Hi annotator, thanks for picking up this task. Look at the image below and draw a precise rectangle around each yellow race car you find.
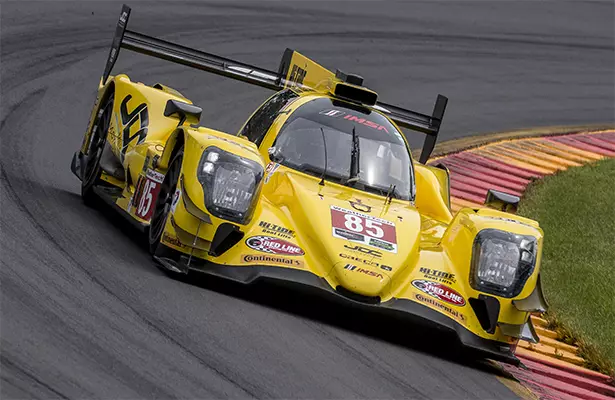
[71,5,548,364]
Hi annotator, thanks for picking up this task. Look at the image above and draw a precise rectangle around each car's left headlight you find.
[197,146,264,224]
[471,229,537,298]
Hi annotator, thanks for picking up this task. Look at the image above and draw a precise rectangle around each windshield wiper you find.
[385,184,397,204]
[347,126,360,185]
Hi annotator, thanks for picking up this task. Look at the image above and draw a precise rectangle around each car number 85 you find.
[344,214,384,238]
[137,180,156,218]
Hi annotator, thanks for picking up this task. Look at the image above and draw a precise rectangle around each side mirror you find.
[485,189,520,213]
[164,99,202,126]
[268,146,284,162]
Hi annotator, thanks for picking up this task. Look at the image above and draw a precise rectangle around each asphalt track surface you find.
[1,1,613,399]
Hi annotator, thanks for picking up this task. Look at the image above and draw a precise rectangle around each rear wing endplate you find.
[102,4,448,163]
[375,96,448,163]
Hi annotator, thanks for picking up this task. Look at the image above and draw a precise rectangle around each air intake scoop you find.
[332,82,378,106]
[332,70,378,106]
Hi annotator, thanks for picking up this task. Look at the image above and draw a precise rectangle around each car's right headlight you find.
[197,146,264,225]
[470,229,537,298]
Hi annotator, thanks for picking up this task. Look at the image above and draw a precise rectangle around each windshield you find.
[272,98,414,200]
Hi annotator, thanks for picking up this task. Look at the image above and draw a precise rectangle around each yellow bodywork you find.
[76,61,544,357]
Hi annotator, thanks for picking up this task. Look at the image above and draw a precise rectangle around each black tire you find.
[148,148,183,255]
[81,93,114,206]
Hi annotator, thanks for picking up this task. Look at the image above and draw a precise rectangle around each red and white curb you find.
[432,130,615,213]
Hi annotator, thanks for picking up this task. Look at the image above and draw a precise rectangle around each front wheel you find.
[148,148,183,255]
[81,94,114,206]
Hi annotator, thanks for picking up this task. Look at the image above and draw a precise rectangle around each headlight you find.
[197,146,264,224]
[471,229,537,298]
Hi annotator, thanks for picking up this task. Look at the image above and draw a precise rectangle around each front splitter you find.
[154,244,519,365]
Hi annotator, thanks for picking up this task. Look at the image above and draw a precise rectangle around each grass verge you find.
[518,157,615,378]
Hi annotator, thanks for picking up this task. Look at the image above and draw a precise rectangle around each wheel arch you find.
[159,127,186,171]
[80,80,116,155]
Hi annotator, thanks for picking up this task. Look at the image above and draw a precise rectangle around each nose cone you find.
[264,171,421,300]
[331,261,391,297]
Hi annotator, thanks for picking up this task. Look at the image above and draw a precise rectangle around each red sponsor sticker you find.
[245,236,304,256]
[343,114,389,133]
[330,205,397,253]
[319,109,389,133]
[411,280,466,306]
[134,169,164,221]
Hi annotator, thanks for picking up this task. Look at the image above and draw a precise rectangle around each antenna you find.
[347,126,360,185]
[319,127,328,186]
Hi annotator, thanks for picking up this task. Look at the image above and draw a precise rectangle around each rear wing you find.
[103,4,448,163]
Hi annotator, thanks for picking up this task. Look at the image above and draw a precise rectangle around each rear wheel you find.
[81,94,114,206]
[149,148,183,255]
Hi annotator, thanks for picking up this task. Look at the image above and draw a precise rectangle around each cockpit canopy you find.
[272,97,414,201]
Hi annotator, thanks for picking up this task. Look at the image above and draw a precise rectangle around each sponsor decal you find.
[242,254,304,268]
[339,253,392,272]
[343,264,384,280]
[349,199,371,213]
[288,64,307,86]
[414,293,466,325]
[162,233,186,248]
[331,205,397,253]
[343,115,389,133]
[119,11,128,26]
[133,169,164,221]
[333,228,364,242]
[411,280,466,306]
[246,236,304,256]
[319,109,345,118]
[170,187,181,213]
[368,238,395,252]
[258,220,295,238]
[320,110,389,133]
[344,244,382,258]
[264,162,280,184]
[119,94,149,162]
[420,267,455,284]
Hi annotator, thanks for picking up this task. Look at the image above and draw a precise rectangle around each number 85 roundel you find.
[132,169,165,221]
[330,205,397,253]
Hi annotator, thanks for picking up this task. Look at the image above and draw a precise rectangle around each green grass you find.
[518,157,615,377]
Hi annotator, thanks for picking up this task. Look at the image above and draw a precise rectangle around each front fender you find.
[391,207,543,344]
[442,207,543,300]
[79,77,115,155]
[442,208,543,324]
[168,127,265,247]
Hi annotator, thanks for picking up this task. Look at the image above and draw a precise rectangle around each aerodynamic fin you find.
[278,49,335,90]
[103,4,447,163]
